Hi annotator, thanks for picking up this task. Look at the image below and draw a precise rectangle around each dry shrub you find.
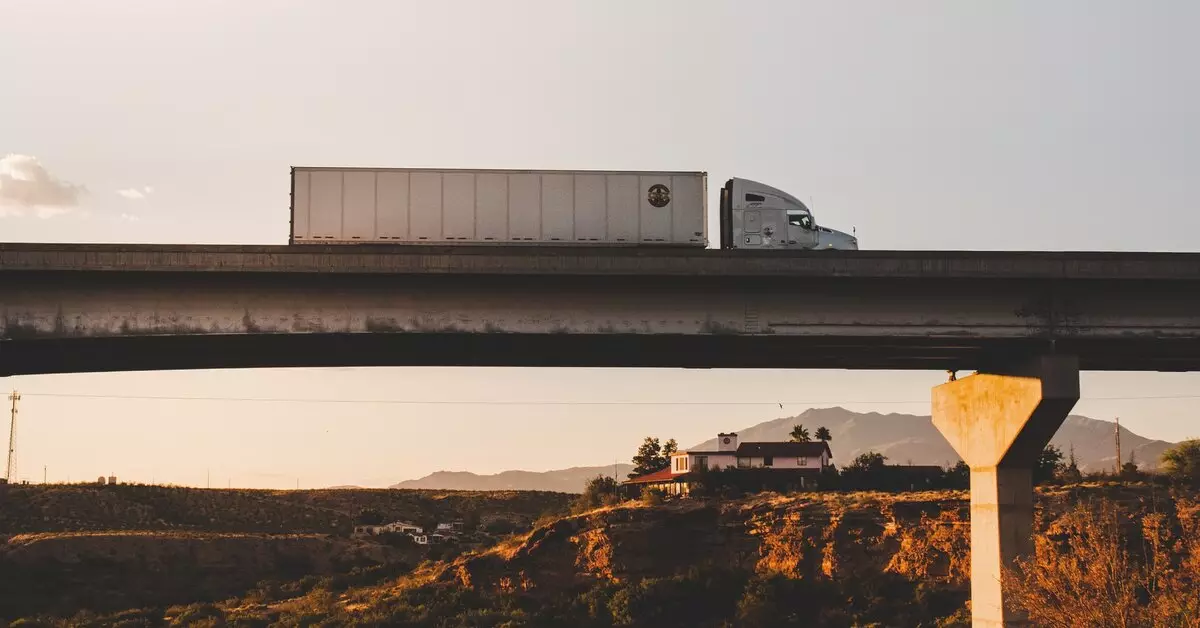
[1002,498,1200,627]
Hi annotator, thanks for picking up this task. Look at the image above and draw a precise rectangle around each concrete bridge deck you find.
[2,243,1199,375]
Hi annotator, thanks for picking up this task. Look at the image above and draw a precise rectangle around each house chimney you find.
[717,432,738,452]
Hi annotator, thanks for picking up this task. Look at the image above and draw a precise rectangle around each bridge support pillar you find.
[931,355,1079,627]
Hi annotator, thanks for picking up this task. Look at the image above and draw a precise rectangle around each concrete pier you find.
[932,355,1080,627]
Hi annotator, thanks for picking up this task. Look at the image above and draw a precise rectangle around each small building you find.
[383,521,423,535]
[352,525,384,536]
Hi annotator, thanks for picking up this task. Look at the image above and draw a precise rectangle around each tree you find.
[789,424,811,443]
[1161,439,1200,485]
[630,436,673,478]
[1060,444,1083,484]
[944,460,970,489]
[1034,445,1064,485]
[814,426,832,442]
[662,439,678,458]
[840,451,889,489]
[576,475,621,511]
[355,508,385,525]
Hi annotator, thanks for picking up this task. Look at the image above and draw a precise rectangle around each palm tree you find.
[815,426,832,442]
[790,424,811,443]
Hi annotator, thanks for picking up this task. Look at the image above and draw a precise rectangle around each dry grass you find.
[1002,498,1200,627]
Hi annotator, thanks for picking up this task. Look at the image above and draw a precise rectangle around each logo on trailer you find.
[647,184,671,208]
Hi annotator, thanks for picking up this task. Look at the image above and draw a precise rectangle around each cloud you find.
[117,185,154,200]
[0,154,85,209]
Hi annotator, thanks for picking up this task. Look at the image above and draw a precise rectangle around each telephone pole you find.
[6,391,19,483]
[1114,416,1122,474]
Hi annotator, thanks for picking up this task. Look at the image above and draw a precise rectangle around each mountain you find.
[690,407,1176,472]
[386,409,1175,492]
[389,464,634,493]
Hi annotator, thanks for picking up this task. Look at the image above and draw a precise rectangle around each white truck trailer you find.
[288,167,857,251]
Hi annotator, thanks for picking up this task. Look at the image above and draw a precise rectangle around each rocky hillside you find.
[21,483,1195,627]
[690,407,1178,472]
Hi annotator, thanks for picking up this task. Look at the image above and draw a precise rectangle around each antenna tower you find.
[6,391,19,482]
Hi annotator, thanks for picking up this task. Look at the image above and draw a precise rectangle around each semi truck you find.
[288,167,858,251]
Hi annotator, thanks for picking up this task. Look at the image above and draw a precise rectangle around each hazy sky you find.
[2,1,1197,488]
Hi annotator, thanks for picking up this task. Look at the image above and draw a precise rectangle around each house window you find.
[798,457,808,466]
[764,456,774,467]
[697,456,708,470]
[737,457,750,468]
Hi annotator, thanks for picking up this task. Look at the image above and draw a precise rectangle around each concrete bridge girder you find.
[3,274,1199,342]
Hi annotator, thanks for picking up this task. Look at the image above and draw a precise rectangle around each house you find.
[353,521,424,537]
[352,525,385,536]
[383,521,423,535]
[435,521,464,534]
[623,431,833,496]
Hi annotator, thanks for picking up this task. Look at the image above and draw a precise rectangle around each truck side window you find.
[745,194,765,202]
[787,212,813,230]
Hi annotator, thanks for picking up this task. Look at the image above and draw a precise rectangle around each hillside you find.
[26,483,1196,627]
[690,407,1177,472]
[0,484,575,620]
[390,464,634,493]
[0,484,574,534]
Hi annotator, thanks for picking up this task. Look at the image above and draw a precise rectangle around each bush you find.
[641,487,665,506]
[1003,498,1200,624]
[574,475,621,513]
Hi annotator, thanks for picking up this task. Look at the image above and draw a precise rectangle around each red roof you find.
[623,468,689,485]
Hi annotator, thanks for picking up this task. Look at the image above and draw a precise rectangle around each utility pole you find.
[6,391,19,483]
[1114,416,1122,475]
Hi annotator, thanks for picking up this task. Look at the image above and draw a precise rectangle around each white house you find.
[384,521,423,535]
[623,431,833,496]
[353,520,424,537]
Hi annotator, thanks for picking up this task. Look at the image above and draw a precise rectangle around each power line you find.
[15,391,1200,406]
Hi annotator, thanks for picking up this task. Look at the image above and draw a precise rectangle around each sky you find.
[2,1,1198,488]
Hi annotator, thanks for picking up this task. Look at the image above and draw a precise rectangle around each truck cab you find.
[719,178,858,250]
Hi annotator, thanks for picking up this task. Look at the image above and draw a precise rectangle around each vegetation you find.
[574,475,622,512]
[12,485,1193,627]
[1034,444,1065,485]
[1161,438,1200,485]
[1004,498,1200,625]
[628,437,677,478]
[0,484,573,535]
[789,424,811,442]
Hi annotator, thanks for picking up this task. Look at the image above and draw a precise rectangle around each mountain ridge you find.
[689,407,1175,473]
[389,464,633,492]
[387,408,1177,493]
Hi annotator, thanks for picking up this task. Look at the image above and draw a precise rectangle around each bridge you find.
[3,242,1200,627]
[2,243,1198,375]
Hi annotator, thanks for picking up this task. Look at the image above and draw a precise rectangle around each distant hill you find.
[390,464,634,493]
[690,407,1176,472]
[384,409,1176,492]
